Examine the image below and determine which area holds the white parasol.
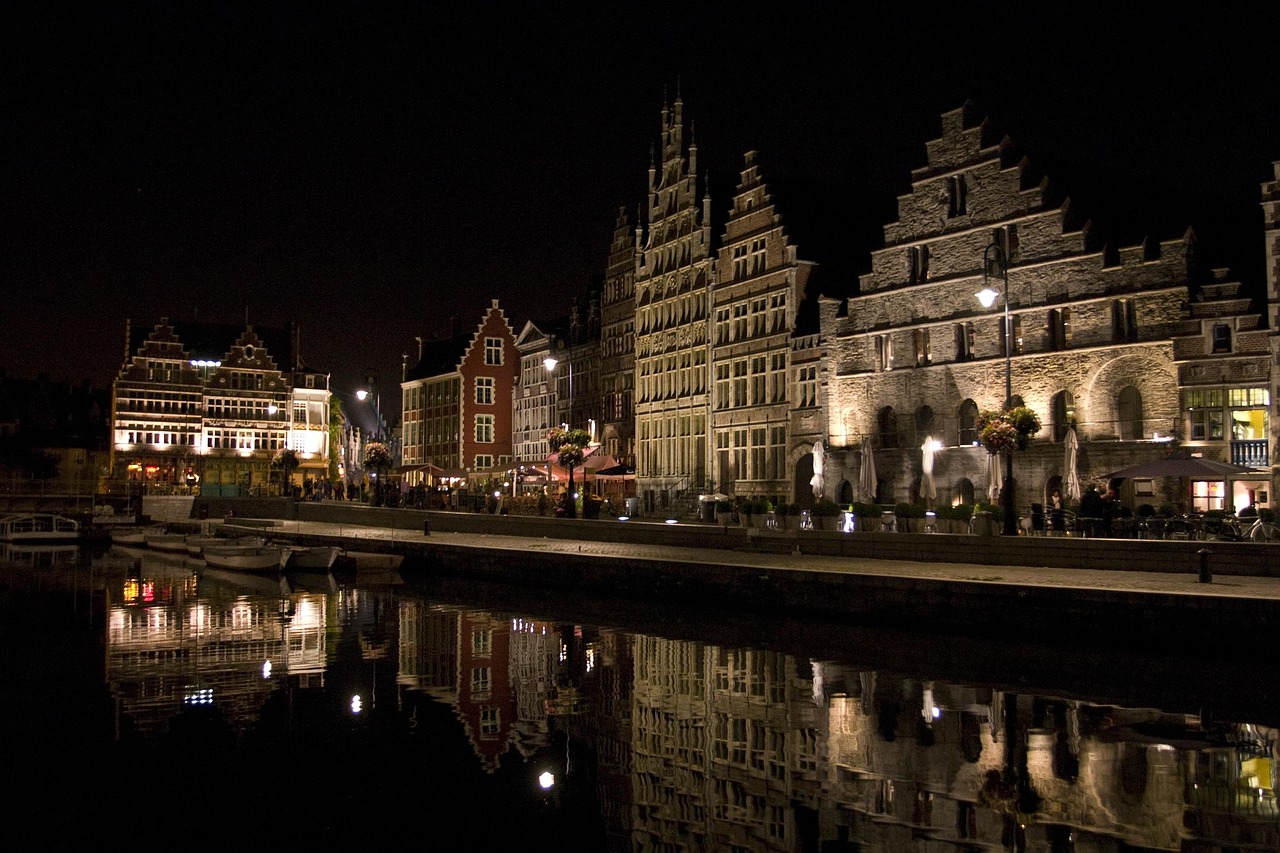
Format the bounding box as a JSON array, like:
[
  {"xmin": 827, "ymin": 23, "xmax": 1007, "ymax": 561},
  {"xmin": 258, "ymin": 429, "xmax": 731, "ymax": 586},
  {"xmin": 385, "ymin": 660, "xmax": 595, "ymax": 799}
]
[
  {"xmin": 1063, "ymin": 427, "xmax": 1082, "ymax": 502},
  {"xmin": 810, "ymin": 440, "xmax": 825, "ymax": 499},
  {"xmin": 986, "ymin": 451, "xmax": 1001, "ymax": 501},
  {"xmin": 858, "ymin": 443, "xmax": 878, "ymax": 503},
  {"xmin": 920, "ymin": 436, "xmax": 939, "ymax": 503}
]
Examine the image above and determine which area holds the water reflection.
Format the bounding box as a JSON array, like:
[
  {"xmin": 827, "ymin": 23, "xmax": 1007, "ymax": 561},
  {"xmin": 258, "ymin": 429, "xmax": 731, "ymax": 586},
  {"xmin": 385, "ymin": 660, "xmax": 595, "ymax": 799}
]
[{"xmin": 6, "ymin": 546, "xmax": 1280, "ymax": 849}]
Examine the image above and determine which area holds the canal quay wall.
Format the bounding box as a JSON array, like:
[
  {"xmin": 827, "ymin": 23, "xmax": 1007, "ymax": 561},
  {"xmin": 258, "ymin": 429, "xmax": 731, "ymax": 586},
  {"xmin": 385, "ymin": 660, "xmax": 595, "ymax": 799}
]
[
  {"xmin": 192, "ymin": 496, "xmax": 1280, "ymax": 578},
  {"xmin": 201, "ymin": 497, "xmax": 1280, "ymax": 655}
]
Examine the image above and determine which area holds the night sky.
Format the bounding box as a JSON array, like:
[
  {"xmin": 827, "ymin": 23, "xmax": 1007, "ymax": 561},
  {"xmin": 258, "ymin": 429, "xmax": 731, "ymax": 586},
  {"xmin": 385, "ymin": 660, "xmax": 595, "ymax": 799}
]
[{"xmin": 6, "ymin": 3, "xmax": 1280, "ymax": 394}]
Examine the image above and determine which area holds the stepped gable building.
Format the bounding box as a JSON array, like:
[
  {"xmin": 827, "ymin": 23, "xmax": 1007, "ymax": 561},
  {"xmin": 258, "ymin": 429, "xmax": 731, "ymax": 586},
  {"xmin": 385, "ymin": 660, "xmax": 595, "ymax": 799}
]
[
  {"xmin": 633, "ymin": 96, "xmax": 716, "ymax": 514},
  {"xmin": 599, "ymin": 206, "xmax": 637, "ymax": 467},
  {"xmin": 711, "ymin": 150, "xmax": 816, "ymax": 507},
  {"xmin": 400, "ymin": 300, "xmax": 518, "ymax": 482},
  {"xmin": 110, "ymin": 317, "xmax": 329, "ymax": 495},
  {"xmin": 819, "ymin": 103, "xmax": 1272, "ymax": 516}
]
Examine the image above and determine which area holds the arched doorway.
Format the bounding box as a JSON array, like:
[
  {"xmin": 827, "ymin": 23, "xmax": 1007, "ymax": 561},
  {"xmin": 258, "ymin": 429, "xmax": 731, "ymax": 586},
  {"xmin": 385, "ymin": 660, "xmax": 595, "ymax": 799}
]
[{"xmin": 795, "ymin": 453, "xmax": 815, "ymax": 509}]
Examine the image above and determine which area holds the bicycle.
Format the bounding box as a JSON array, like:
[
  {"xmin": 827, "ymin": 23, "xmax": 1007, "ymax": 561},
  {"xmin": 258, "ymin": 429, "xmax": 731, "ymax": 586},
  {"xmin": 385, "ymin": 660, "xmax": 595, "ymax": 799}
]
[{"xmin": 1213, "ymin": 513, "xmax": 1280, "ymax": 542}]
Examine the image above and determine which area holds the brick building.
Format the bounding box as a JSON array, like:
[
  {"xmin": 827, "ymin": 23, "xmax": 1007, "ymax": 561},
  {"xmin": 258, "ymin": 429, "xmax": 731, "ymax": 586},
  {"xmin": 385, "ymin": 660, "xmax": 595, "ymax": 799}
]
[{"xmin": 400, "ymin": 300, "xmax": 519, "ymax": 482}]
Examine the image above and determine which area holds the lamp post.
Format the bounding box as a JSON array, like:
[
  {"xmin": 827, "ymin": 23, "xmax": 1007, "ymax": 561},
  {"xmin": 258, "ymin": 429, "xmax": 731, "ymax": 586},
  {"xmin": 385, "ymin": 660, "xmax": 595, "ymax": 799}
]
[
  {"xmin": 544, "ymin": 354, "xmax": 578, "ymax": 516},
  {"xmin": 976, "ymin": 241, "xmax": 1018, "ymax": 536}
]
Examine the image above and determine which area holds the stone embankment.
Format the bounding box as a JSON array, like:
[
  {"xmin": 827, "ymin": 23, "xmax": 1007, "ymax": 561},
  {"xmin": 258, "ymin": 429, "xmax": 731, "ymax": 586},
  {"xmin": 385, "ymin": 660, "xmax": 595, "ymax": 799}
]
[{"xmin": 207, "ymin": 498, "xmax": 1280, "ymax": 656}]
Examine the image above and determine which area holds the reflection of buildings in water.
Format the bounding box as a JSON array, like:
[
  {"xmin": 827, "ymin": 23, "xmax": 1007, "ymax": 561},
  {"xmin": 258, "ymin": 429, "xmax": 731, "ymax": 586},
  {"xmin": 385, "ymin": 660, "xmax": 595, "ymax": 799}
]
[
  {"xmin": 629, "ymin": 636, "xmax": 822, "ymax": 851},
  {"xmin": 396, "ymin": 600, "xmax": 459, "ymax": 694},
  {"xmin": 106, "ymin": 563, "xmax": 329, "ymax": 738},
  {"xmin": 0, "ymin": 542, "xmax": 81, "ymax": 569},
  {"xmin": 817, "ymin": 665, "xmax": 1279, "ymax": 852}
]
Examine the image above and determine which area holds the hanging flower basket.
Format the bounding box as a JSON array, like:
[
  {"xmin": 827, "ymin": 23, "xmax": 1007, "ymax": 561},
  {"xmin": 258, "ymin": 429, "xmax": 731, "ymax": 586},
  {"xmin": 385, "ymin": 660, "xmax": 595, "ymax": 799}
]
[{"xmin": 980, "ymin": 420, "xmax": 1019, "ymax": 455}]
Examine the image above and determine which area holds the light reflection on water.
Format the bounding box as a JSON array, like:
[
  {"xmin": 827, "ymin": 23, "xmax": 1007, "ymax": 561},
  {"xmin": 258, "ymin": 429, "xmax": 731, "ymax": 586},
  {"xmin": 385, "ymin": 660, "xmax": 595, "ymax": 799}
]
[{"xmin": 2, "ymin": 545, "xmax": 1278, "ymax": 850}]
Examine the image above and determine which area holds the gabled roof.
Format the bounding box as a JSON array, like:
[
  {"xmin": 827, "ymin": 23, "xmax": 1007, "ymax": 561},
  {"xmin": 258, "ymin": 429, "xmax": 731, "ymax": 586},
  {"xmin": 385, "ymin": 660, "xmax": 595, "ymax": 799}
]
[
  {"xmin": 127, "ymin": 318, "xmax": 305, "ymax": 372},
  {"xmin": 403, "ymin": 332, "xmax": 473, "ymax": 382}
]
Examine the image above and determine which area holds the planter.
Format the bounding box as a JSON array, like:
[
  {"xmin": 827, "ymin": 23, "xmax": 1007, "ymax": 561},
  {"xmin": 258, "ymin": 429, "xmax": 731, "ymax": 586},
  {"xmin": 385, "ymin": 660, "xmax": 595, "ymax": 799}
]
[{"xmin": 971, "ymin": 511, "xmax": 996, "ymax": 536}]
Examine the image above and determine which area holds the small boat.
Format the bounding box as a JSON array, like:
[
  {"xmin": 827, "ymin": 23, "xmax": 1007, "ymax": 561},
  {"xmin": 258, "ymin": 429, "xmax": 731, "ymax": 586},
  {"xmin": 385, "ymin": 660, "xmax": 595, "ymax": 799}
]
[
  {"xmin": 110, "ymin": 525, "xmax": 156, "ymax": 546},
  {"xmin": 144, "ymin": 531, "xmax": 189, "ymax": 553},
  {"xmin": 281, "ymin": 545, "xmax": 341, "ymax": 571},
  {"xmin": 0, "ymin": 512, "xmax": 81, "ymax": 543},
  {"xmin": 185, "ymin": 534, "xmax": 265, "ymax": 556},
  {"xmin": 201, "ymin": 544, "xmax": 286, "ymax": 572}
]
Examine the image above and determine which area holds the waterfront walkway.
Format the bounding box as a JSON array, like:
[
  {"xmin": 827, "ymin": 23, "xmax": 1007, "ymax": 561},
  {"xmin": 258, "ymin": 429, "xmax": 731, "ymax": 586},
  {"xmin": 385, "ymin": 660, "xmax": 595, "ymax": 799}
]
[{"xmin": 231, "ymin": 516, "xmax": 1280, "ymax": 604}]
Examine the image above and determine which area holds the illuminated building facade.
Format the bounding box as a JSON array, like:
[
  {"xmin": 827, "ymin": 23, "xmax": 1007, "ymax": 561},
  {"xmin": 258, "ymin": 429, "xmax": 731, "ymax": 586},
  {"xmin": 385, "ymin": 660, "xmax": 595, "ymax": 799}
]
[
  {"xmin": 818, "ymin": 103, "xmax": 1273, "ymax": 515},
  {"xmin": 110, "ymin": 317, "xmax": 330, "ymax": 495}
]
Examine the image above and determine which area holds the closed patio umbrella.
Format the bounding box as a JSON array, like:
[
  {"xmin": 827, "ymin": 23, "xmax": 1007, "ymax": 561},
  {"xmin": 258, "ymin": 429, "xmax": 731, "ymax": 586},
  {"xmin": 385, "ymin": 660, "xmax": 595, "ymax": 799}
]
[
  {"xmin": 920, "ymin": 436, "xmax": 938, "ymax": 504},
  {"xmin": 1063, "ymin": 428, "xmax": 1082, "ymax": 502},
  {"xmin": 810, "ymin": 441, "xmax": 826, "ymax": 498},
  {"xmin": 858, "ymin": 443, "xmax": 877, "ymax": 503},
  {"xmin": 986, "ymin": 451, "xmax": 1001, "ymax": 501}
]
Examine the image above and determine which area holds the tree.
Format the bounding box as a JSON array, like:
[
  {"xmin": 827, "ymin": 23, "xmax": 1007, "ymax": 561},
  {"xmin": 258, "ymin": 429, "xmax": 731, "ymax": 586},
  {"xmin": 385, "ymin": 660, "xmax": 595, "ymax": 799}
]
[
  {"xmin": 272, "ymin": 447, "xmax": 300, "ymax": 496},
  {"xmin": 548, "ymin": 427, "xmax": 591, "ymax": 518},
  {"xmin": 362, "ymin": 441, "xmax": 393, "ymax": 505}
]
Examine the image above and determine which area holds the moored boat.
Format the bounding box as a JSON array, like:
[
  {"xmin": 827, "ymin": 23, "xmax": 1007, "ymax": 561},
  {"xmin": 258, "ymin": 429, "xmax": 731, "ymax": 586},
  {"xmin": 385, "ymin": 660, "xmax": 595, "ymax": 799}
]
[
  {"xmin": 0, "ymin": 512, "xmax": 81, "ymax": 543},
  {"xmin": 281, "ymin": 545, "xmax": 341, "ymax": 571},
  {"xmin": 185, "ymin": 534, "xmax": 265, "ymax": 556},
  {"xmin": 110, "ymin": 525, "xmax": 156, "ymax": 546},
  {"xmin": 144, "ymin": 531, "xmax": 189, "ymax": 552},
  {"xmin": 201, "ymin": 544, "xmax": 285, "ymax": 572}
]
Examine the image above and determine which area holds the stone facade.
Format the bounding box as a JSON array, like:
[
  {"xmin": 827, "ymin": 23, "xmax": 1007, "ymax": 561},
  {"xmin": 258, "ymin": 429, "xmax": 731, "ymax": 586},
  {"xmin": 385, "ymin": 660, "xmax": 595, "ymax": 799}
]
[
  {"xmin": 600, "ymin": 207, "xmax": 636, "ymax": 466},
  {"xmin": 711, "ymin": 151, "xmax": 815, "ymax": 505},
  {"xmin": 820, "ymin": 103, "xmax": 1273, "ymax": 516},
  {"xmin": 633, "ymin": 97, "xmax": 716, "ymax": 513}
]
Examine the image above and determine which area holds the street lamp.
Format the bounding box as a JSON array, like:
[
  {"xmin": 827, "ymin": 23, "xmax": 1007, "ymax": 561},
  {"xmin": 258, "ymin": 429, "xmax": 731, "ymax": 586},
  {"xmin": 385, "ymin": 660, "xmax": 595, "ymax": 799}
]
[
  {"xmin": 976, "ymin": 241, "xmax": 1018, "ymax": 536},
  {"xmin": 543, "ymin": 354, "xmax": 578, "ymax": 516}
]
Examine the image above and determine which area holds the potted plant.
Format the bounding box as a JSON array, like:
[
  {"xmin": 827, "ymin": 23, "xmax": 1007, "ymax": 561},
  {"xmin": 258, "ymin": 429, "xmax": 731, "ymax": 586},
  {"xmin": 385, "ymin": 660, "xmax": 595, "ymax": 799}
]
[
  {"xmin": 715, "ymin": 500, "xmax": 733, "ymax": 525},
  {"xmin": 894, "ymin": 502, "xmax": 927, "ymax": 532},
  {"xmin": 774, "ymin": 502, "xmax": 799, "ymax": 529},
  {"xmin": 361, "ymin": 441, "xmax": 393, "ymax": 505},
  {"xmin": 933, "ymin": 504, "xmax": 974, "ymax": 534},
  {"xmin": 811, "ymin": 498, "xmax": 841, "ymax": 530}
]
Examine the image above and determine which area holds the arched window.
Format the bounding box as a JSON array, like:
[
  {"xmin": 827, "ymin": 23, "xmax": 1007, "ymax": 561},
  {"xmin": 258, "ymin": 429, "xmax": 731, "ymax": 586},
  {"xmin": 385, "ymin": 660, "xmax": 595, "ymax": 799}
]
[
  {"xmin": 958, "ymin": 400, "xmax": 979, "ymax": 446},
  {"xmin": 1052, "ymin": 391, "xmax": 1076, "ymax": 442},
  {"xmin": 915, "ymin": 405, "xmax": 935, "ymax": 445},
  {"xmin": 1118, "ymin": 386, "xmax": 1144, "ymax": 440},
  {"xmin": 878, "ymin": 407, "xmax": 899, "ymax": 449},
  {"xmin": 954, "ymin": 478, "xmax": 975, "ymax": 506}
]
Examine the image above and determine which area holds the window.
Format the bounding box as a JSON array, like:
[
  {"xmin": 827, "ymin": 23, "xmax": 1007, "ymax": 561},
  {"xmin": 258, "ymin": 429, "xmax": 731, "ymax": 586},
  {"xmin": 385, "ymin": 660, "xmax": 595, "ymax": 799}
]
[
  {"xmin": 475, "ymin": 377, "xmax": 494, "ymax": 405},
  {"xmin": 1186, "ymin": 389, "xmax": 1224, "ymax": 440},
  {"xmin": 947, "ymin": 175, "xmax": 968, "ymax": 217},
  {"xmin": 475, "ymin": 414, "xmax": 494, "ymax": 443},
  {"xmin": 958, "ymin": 399, "xmax": 979, "ymax": 445},
  {"xmin": 479, "ymin": 706, "xmax": 499, "ymax": 737},
  {"xmin": 715, "ymin": 363, "xmax": 730, "ymax": 410},
  {"xmin": 751, "ymin": 238, "xmax": 766, "ymax": 275},
  {"xmin": 908, "ymin": 245, "xmax": 930, "ymax": 283},
  {"xmin": 484, "ymin": 337, "xmax": 503, "ymax": 365},
  {"xmin": 474, "ymin": 454, "xmax": 493, "ymax": 469},
  {"xmin": 875, "ymin": 334, "xmax": 894, "ymax": 371},
  {"xmin": 798, "ymin": 365, "xmax": 817, "ymax": 408},
  {"xmin": 471, "ymin": 628, "xmax": 491, "ymax": 655},
  {"xmin": 877, "ymin": 407, "xmax": 899, "ymax": 449},
  {"xmin": 1049, "ymin": 308, "xmax": 1071, "ymax": 350},
  {"xmin": 1212, "ymin": 323, "xmax": 1233, "ymax": 354},
  {"xmin": 1112, "ymin": 299, "xmax": 1137, "ymax": 343},
  {"xmin": 954, "ymin": 322, "xmax": 974, "ymax": 361},
  {"xmin": 732, "ymin": 360, "xmax": 747, "ymax": 407},
  {"xmin": 1118, "ymin": 386, "xmax": 1143, "ymax": 440},
  {"xmin": 914, "ymin": 328, "xmax": 931, "ymax": 366},
  {"xmin": 732, "ymin": 429, "xmax": 747, "ymax": 479},
  {"xmin": 732, "ymin": 303, "xmax": 748, "ymax": 340},
  {"xmin": 470, "ymin": 666, "xmax": 491, "ymax": 696},
  {"xmin": 750, "ymin": 356, "xmax": 767, "ymax": 405},
  {"xmin": 769, "ymin": 352, "xmax": 787, "ymax": 403},
  {"xmin": 1052, "ymin": 391, "xmax": 1076, "ymax": 441},
  {"xmin": 768, "ymin": 293, "xmax": 787, "ymax": 333}
]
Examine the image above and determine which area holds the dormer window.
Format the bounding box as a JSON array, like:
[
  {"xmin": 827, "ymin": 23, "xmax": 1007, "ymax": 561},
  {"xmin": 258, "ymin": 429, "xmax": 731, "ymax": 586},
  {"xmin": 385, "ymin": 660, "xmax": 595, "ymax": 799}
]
[
  {"xmin": 1212, "ymin": 323, "xmax": 1232, "ymax": 354},
  {"xmin": 947, "ymin": 175, "xmax": 967, "ymax": 217}
]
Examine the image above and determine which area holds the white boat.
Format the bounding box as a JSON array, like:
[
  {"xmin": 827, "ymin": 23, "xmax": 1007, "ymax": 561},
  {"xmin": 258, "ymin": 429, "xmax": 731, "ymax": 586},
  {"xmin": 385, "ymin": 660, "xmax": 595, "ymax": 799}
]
[
  {"xmin": 144, "ymin": 531, "xmax": 189, "ymax": 552},
  {"xmin": 186, "ymin": 534, "xmax": 265, "ymax": 556},
  {"xmin": 201, "ymin": 544, "xmax": 286, "ymax": 572},
  {"xmin": 282, "ymin": 545, "xmax": 341, "ymax": 571},
  {"xmin": 110, "ymin": 525, "xmax": 155, "ymax": 545},
  {"xmin": 0, "ymin": 513, "xmax": 81, "ymax": 543}
]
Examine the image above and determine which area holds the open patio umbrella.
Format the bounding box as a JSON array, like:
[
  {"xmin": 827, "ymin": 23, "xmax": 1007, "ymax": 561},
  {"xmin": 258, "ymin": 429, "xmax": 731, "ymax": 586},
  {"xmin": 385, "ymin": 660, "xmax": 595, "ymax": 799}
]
[
  {"xmin": 920, "ymin": 435, "xmax": 938, "ymax": 503},
  {"xmin": 1063, "ymin": 428, "xmax": 1082, "ymax": 502},
  {"xmin": 1107, "ymin": 455, "xmax": 1256, "ymax": 480},
  {"xmin": 810, "ymin": 440, "xmax": 826, "ymax": 498},
  {"xmin": 986, "ymin": 451, "xmax": 1001, "ymax": 501},
  {"xmin": 857, "ymin": 443, "xmax": 877, "ymax": 503}
]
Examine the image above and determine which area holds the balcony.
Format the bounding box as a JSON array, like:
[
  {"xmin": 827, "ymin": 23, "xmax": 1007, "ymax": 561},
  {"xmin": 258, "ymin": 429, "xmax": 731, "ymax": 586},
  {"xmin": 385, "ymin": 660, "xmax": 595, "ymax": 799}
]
[{"xmin": 1230, "ymin": 439, "xmax": 1269, "ymax": 469}]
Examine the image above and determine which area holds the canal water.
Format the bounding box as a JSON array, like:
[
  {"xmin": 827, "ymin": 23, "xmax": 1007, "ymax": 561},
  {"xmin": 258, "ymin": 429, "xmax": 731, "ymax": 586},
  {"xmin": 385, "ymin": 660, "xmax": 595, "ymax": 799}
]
[{"xmin": 2, "ymin": 543, "xmax": 1277, "ymax": 851}]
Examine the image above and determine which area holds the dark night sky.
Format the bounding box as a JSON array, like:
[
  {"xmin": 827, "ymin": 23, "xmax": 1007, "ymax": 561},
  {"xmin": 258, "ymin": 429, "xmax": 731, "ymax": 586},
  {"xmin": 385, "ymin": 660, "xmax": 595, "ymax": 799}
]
[{"xmin": 5, "ymin": 3, "xmax": 1280, "ymax": 394}]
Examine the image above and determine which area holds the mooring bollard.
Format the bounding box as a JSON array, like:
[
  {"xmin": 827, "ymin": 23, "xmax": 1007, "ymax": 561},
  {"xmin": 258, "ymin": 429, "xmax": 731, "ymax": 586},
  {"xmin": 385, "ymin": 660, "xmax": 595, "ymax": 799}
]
[
  {"xmin": 1197, "ymin": 548, "xmax": 1211, "ymax": 583},
  {"xmin": 423, "ymin": 517, "xmax": 431, "ymax": 537}
]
